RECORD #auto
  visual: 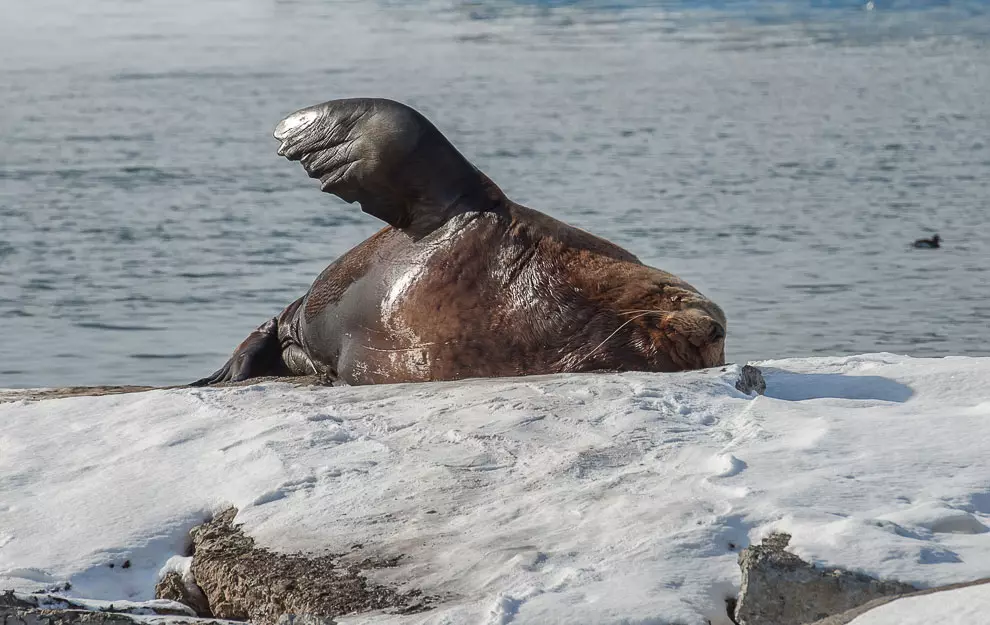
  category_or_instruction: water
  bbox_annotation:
[1,0,988,388]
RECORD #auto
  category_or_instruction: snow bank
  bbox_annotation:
[2,355,989,625]
[846,581,990,625]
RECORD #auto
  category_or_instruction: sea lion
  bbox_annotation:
[192,98,726,386]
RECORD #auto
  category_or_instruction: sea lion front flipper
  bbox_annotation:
[274,98,502,237]
[189,318,286,386]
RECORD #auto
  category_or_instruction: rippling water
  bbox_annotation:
[1,0,988,387]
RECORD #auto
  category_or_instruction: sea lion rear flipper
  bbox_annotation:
[274,98,502,237]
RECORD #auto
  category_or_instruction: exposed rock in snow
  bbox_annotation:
[187,509,426,624]
[275,615,339,625]
[734,364,766,396]
[1,606,147,625]
[733,533,916,625]
[154,571,210,618]
[0,590,225,625]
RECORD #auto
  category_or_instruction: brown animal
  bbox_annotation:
[192,98,726,386]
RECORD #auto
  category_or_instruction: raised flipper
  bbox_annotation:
[274,97,503,238]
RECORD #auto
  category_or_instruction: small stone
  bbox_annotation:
[735,365,767,396]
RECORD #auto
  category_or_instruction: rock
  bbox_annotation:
[0,607,147,625]
[734,533,917,625]
[805,577,990,624]
[189,508,429,625]
[276,614,338,625]
[0,591,229,625]
[0,608,215,625]
[2,590,196,618]
[735,365,766,396]
[156,571,212,617]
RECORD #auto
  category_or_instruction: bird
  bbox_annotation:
[913,234,941,249]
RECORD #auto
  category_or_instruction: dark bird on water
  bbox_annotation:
[913,234,940,249]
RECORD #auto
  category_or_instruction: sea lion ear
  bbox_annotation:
[274,97,501,236]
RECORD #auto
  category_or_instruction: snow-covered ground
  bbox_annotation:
[2,355,989,625]
[848,581,990,625]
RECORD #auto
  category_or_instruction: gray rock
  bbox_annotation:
[734,533,917,625]
[0,607,147,625]
[276,614,338,625]
[188,508,431,625]
[155,571,212,617]
[0,591,230,625]
[735,365,766,396]
[2,590,196,618]
[805,577,990,625]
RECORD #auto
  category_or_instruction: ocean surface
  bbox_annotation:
[1,0,988,388]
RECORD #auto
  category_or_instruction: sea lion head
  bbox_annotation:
[647,285,727,370]
[566,270,727,373]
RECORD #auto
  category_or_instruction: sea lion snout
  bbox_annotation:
[659,308,727,369]
[664,308,725,345]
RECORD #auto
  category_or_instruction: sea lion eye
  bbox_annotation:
[710,322,726,341]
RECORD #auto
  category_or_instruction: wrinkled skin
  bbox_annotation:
[192,98,726,387]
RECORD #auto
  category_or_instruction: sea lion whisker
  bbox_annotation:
[571,312,654,369]
[617,309,668,317]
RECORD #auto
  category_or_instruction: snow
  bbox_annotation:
[847,582,990,625]
[2,354,989,624]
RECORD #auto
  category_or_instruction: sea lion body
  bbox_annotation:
[193,99,726,387]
